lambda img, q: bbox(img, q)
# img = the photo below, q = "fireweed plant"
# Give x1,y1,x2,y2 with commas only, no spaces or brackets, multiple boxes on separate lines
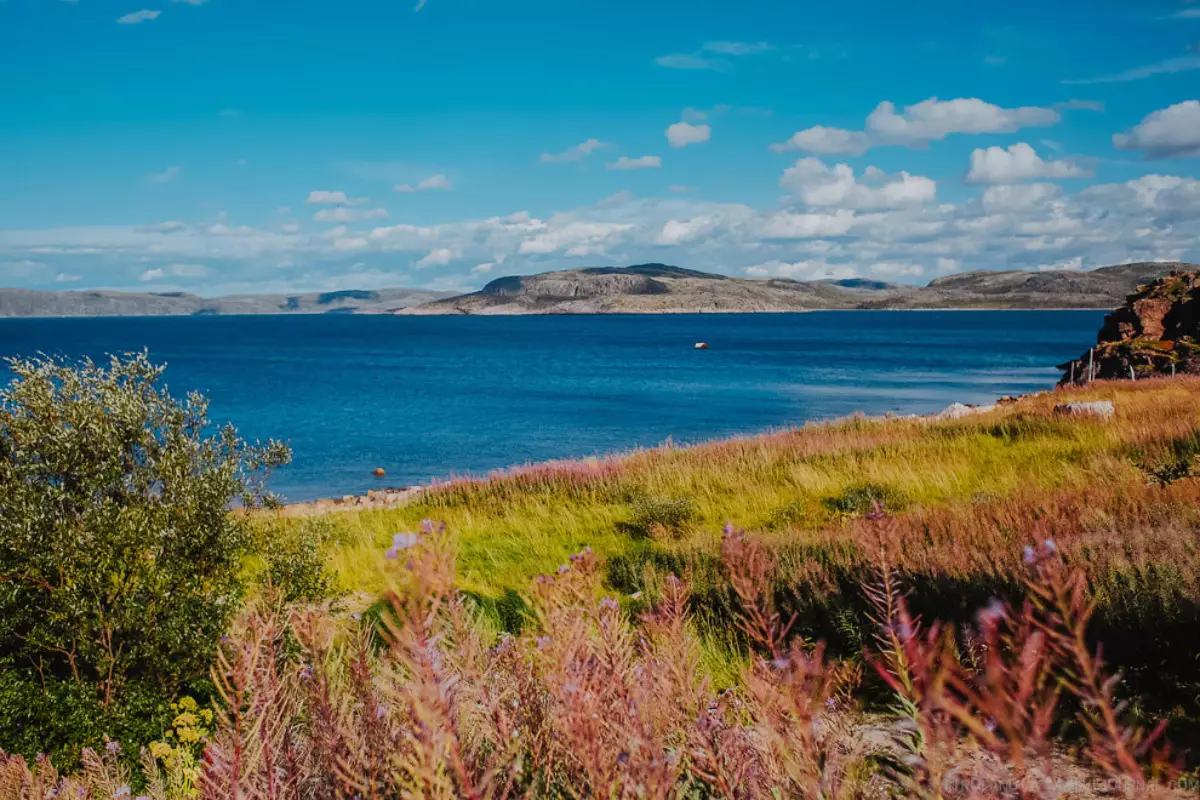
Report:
3,515,1190,799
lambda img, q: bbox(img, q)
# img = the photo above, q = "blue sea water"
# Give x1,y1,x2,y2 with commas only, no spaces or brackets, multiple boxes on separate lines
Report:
0,311,1103,502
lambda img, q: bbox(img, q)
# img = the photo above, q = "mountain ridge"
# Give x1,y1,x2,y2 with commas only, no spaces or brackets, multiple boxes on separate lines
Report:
0,261,1196,317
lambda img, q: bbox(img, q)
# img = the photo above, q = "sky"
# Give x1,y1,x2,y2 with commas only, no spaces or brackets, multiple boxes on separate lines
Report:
1,0,1199,296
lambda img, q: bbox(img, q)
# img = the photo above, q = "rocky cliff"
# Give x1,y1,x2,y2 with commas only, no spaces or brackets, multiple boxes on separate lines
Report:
1059,271,1200,384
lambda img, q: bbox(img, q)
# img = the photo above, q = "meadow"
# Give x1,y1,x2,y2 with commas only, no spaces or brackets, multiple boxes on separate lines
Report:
7,360,1200,798
312,378,1200,711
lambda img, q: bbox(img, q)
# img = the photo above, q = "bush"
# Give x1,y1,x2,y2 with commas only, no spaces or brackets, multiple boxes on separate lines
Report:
626,493,696,537
255,517,339,604
0,352,290,764
825,482,908,515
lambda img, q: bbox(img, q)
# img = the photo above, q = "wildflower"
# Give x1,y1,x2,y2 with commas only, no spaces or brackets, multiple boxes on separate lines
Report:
105,740,122,756
825,697,837,709
391,531,421,551
984,718,997,733
114,786,131,800
351,612,362,620
150,742,174,760
771,657,790,670
178,696,198,712
977,598,1007,626
1023,545,1035,564
536,635,551,650
1044,538,1058,554
599,596,619,612
299,664,314,680
556,564,569,575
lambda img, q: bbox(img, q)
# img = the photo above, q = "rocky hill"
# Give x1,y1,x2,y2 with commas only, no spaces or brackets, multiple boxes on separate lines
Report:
2,261,1195,317
0,287,453,318
402,261,1197,315
1059,271,1200,383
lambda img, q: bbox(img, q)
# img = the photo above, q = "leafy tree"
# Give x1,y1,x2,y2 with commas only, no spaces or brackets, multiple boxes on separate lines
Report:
0,352,290,763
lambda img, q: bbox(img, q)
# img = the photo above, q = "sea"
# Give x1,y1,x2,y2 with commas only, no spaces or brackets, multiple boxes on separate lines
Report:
0,310,1103,502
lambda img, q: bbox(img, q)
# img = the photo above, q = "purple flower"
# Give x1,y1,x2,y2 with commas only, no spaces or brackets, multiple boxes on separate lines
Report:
1043,538,1058,554
825,697,837,709
391,531,421,551
556,564,569,575
351,613,362,621
114,786,131,800
106,740,122,755
299,664,314,680
599,596,619,612
978,598,1007,626
536,635,551,650
1023,545,1035,564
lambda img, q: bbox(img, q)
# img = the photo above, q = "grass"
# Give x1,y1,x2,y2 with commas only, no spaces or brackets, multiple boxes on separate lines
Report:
279,377,1200,730
312,377,1198,602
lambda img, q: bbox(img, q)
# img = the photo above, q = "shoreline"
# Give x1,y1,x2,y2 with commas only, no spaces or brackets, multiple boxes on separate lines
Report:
275,389,1049,517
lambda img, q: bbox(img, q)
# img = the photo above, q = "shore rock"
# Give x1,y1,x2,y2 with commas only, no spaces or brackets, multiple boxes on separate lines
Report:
1053,401,1115,418
1059,271,1200,384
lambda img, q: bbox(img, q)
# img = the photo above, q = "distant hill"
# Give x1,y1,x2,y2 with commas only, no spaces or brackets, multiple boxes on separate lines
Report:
400,261,1199,315
0,287,454,318
1,261,1195,317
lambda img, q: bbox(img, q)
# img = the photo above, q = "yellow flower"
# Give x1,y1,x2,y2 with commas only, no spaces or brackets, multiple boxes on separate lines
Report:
177,696,199,712
149,742,174,760
173,711,199,729
200,709,214,724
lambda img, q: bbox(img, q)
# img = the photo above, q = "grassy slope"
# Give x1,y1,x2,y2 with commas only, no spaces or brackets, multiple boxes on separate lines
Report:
275,377,1200,724
313,378,1197,598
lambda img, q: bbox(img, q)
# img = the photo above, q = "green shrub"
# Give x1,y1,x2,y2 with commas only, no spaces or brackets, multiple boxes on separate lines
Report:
825,482,909,515
0,352,290,764
255,517,339,603
626,493,696,537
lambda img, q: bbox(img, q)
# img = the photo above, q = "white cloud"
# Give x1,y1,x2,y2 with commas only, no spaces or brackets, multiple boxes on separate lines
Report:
281,223,300,234
656,217,717,245
147,165,180,184
1064,56,1200,85
139,268,165,281
1113,100,1200,158
141,220,186,233
772,97,1060,156
770,126,870,156
166,262,207,277
55,273,82,283
655,54,727,71
540,139,609,164
744,260,860,280
980,183,1063,212
965,143,1091,184
517,220,632,255
333,237,368,251
757,209,857,239
306,190,367,205
866,97,1060,146
1037,256,1084,272
781,158,936,209
395,174,454,193
117,9,160,23
656,41,772,71
313,207,389,223
416,247,459,267
606,155,662,171
471,262,495,274
665,121,711,148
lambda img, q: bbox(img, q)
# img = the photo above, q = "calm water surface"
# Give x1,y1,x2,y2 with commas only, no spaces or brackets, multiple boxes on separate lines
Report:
0,311,1102,501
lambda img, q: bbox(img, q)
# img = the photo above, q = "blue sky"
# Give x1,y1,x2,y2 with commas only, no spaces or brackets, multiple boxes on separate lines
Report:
1,0,1198,294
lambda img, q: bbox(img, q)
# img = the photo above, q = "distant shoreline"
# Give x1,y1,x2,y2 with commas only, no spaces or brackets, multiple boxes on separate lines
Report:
0,306,1113,321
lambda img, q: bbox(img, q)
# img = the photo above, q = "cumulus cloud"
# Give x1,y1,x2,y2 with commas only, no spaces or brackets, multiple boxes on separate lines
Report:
1113,100,1200,158
757,209,857,239
665,121,711,148
517,220,633,255
965,143,1091,184
744,260,860,280
117,9,160,23
781,158,937,209
606,155,662,171
772,97,1060,156
306,190,368,205
313,207,389,223
770,126,870,156
865,97,1060,146
416,248,459,267
395,174,454,193
139,268,165,281
540,139,609,164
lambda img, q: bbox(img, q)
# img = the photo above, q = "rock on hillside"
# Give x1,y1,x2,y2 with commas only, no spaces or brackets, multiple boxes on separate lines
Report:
1059,271,1200,384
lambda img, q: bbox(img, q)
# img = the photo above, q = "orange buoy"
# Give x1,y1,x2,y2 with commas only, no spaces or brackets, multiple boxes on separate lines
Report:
373,467,386,478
